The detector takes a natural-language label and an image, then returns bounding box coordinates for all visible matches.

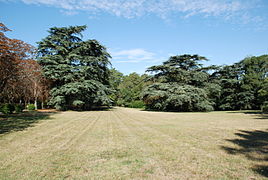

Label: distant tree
[37,25,112,110]
[117,73,150,107]
[210,64,242,110]
[143,83,213,111]
[259,77,268,113]
[239,55,268,109]
[143,54,215,111]
[109,68,124,105]
[211,55,268,110]
[259,78,268,102]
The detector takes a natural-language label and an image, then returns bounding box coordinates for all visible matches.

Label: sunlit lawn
[0,108,267,179]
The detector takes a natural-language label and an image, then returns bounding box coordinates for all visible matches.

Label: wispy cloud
[110,48,163,63]
[8,0,263,23]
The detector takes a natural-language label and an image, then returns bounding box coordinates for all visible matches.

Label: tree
[210,55,268,110]
[0,23,38,105]
[0,23,33,92]
[17,59,50,109]
[239,55,268,109]
[109,68,124,105]
[116,73,150,107]
[142,83,213,111]
[143,54,215,111]
[37,25,112,110]
[259,78,268,102]
[210,64,242,110]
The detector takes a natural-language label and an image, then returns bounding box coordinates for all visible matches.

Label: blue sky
[1,0,268,74]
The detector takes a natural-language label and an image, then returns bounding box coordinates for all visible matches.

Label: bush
[1,104,15,114]
[27,104,36,111]
[128,100,145,109]
[262,102,268,113]
[116,99,126,107]
[72,100,85,110]
[15,104,23,113]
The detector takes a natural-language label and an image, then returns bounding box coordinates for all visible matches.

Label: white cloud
[110,48,164,63]
[11,0,262,22]
[60,10,78,16]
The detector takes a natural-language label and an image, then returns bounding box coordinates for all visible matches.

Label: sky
[0,0,268,75]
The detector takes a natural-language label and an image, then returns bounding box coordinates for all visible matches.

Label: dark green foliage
[1,104,15,114]
[259,78,268,106]
[142,83,213,111]
[213,55,268,110]
[109,68,124,105]
[128,100,145,109]
[143,54,215,112]
[37,25,112,110]
[49,80,112,110]
[14,104,23,113]
[239,55,268,109]
[262,102,268,113]
[211,64,242,110]
[27,104,35,111]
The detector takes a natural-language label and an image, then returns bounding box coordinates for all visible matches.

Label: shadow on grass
[256,114,268,119]
[221,129,268,177]
[0,111,57,135]
[70,106,114,112]
[227,111,268,119]
[88,106,114,111]
[227,111,262,114]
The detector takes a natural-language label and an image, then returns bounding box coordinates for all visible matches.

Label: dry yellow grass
[0,107,267,179]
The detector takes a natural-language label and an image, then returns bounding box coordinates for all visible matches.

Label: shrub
[72,100,85,110]
[1,104,15,114]
[128,100,145,109]
[15,104,23,113]
[116,99,126,107]
[262,102,268,113]
[27,104,36,111]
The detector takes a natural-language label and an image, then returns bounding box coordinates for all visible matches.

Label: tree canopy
[211,55,268,110]
[37,25,112,110]
[142,54,216,111]
[0,23,48,109]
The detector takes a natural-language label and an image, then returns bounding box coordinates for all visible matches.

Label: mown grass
[0,111,56,134]
[0,108,267,179]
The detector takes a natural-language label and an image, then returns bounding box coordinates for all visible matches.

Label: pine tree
[37,25,112,110]
[142,54,215,111]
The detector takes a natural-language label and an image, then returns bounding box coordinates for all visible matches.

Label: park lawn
[0,108,267,179]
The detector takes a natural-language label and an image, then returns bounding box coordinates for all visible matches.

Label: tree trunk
[34,82,38,110]
[34,98,38,110]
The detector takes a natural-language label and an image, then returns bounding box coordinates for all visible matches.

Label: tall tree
[142,54,215,111]
[37,25,112,110]
[239,55,268,109]
[210,64,242,110]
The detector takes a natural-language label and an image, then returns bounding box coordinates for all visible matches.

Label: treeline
[0,24,267,113]
[112,55,268,112]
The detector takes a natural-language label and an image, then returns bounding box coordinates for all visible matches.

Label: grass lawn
[0,108,267,179]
